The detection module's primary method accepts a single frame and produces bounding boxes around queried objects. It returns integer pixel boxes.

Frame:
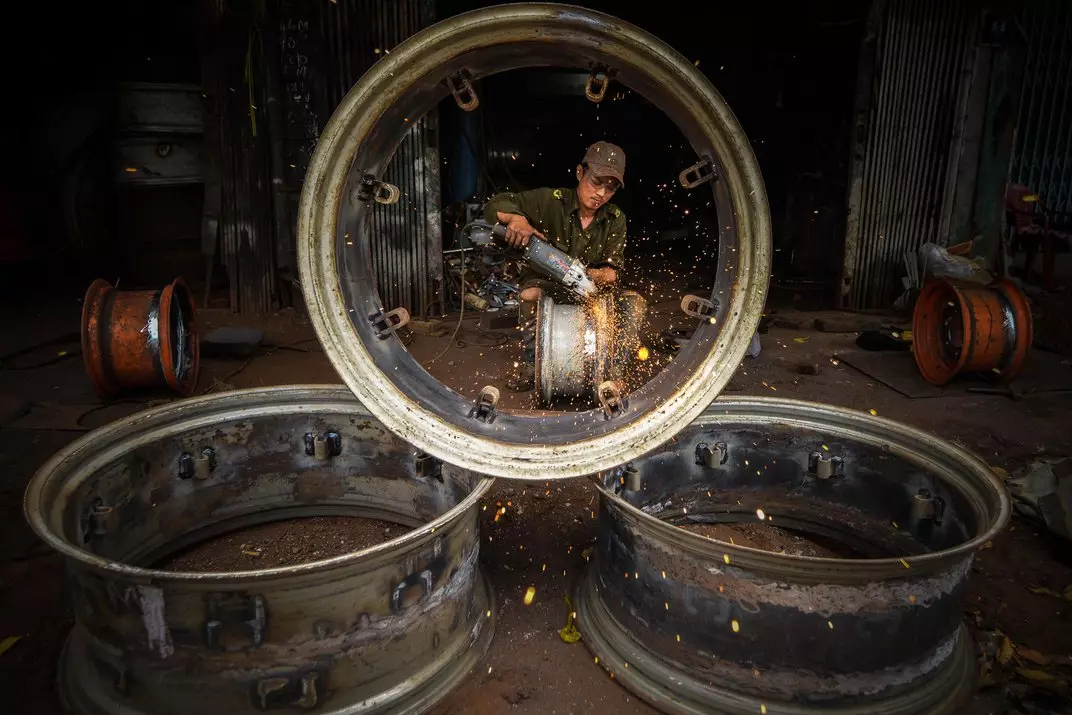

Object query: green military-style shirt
[483,187,627,288]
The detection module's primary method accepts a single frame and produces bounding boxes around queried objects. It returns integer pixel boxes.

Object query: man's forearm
[496,211,522,224]
[588,267,618,286]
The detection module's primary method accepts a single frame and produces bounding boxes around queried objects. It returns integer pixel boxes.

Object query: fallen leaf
[990,466,1009,479]
[998,636,1015,665]
[1016,646,1052,666]
[792,337,810,343]
[1028,584,1064,599]
[1016,667,1056,682]
[0,636,20,657]
[559,596,582,644]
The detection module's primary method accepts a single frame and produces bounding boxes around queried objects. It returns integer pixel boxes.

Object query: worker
[483,141,628,391]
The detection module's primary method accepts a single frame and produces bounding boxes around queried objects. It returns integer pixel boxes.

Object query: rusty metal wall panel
[1009,0,1072,215]
[843,0,978,308]
[280,0,442,318]
[320,0,442,318]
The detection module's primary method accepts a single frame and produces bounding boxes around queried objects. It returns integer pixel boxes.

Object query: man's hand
[498,212,542,248]
[586,267,618,286]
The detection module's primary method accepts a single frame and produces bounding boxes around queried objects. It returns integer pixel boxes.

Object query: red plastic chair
[1005,183,1069,288]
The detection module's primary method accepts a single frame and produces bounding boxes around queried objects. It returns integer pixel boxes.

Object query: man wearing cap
[483,141,628,391]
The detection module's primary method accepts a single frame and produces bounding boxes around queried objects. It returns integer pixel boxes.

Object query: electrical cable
[0,333,82,370]
[426,251,466,366]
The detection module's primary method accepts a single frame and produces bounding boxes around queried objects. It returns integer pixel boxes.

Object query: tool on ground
[463,220,597,299]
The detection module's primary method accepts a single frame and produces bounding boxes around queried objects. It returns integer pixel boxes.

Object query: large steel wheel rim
[298,3,771,480]
[577,396,1009,714]
[24,386,494,579]
[575,582,976,715]
[24,386,496,715]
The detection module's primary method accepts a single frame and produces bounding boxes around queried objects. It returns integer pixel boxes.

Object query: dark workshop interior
[2,1,1072,714]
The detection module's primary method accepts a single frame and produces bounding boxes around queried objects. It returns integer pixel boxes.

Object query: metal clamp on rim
[204,593,267,651]
[695,441,728,467]
[415,451,443,482]
[304,432,342,459]
[679,157,717,189]
[468,385,499,424]
[808,451,844,479]
[369,308,410,340]
[355,174,401,205]
[445,70,479,111]
[597,380,627,420]
[681,294,716,320]
[178,447,217,480]
[585,67,611,103]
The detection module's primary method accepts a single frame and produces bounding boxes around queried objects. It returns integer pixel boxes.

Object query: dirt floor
[158,516,410,572]
[676,522,864,559]
[2,294,1072,714]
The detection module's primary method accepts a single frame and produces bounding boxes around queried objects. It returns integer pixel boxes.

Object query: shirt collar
[567,188,608,224]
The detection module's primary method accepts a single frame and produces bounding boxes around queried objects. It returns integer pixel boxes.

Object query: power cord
[426,251,466,366]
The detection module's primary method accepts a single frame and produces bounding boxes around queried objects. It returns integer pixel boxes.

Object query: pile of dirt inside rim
[158,516,412,572]
[678,521,867,559]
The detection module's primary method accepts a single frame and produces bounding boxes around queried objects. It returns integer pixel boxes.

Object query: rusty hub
[81,277,199,398]
[912,277,1032,386]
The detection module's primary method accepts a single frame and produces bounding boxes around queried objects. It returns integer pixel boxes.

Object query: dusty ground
[676,522,862,559]
[2,296,1072,714]
[159,516,409,572]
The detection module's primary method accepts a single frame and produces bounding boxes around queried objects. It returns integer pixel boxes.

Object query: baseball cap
[583,141,626,188]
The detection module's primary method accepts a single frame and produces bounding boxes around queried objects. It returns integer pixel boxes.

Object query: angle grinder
[462,220,598,300]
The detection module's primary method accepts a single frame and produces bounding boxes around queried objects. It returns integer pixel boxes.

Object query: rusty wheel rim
[157,278,200,396]
[80,278,116,397]
[993,279,1032,381]
[912,279,962,386]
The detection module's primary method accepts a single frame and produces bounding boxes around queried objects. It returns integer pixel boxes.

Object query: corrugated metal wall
[1009,0,1072,215]
[319,0,442,318]
[202,0,276,314]
[842,0,979,308]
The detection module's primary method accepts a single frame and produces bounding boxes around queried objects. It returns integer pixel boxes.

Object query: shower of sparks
[756,508,766,521]
[900,558,911,569]
[869,408,878,416]
[676,634,681,642]
[731,619,740,633]
[524,586,536,606]
[827,621,834,629]
[724,553,731,564]
[637,346,650,361]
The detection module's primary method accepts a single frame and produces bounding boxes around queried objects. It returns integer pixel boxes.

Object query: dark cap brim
[588,163,625,188]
